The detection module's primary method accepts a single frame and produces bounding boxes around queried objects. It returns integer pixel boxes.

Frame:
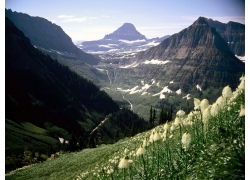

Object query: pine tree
[148,106,153,129]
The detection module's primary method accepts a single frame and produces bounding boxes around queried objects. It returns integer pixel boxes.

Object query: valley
[5,6,245,179]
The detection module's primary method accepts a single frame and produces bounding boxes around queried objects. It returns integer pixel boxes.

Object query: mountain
[103,23,146,40]
[5,17,147,169]
[133,17,244,92]
[5,8,100,65]
[204,18,245,56]
[95,17,245,119]
[77,23,170,55]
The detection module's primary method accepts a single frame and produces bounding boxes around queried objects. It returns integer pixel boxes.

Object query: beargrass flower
[238,75,245,90]
[170,124,176,132]
[194,98,201,110]
[136,145,146,156]
[149,132,155,143]
[200,99,209,112]
[210,103,219,117]
[222,85,232,98]
[163,122,170,131]
[176,109,185,117]
[124,148,129,155]
[202,108,211,126]
[118,156,131,169]
[153,131,161,142]
[181,132,191,151]
[107,168,114,174]
[174,116,181,125]
[239,104,245,117]
[143,138,149,147]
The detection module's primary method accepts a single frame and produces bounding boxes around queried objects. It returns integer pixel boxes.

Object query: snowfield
[143,59,170,65]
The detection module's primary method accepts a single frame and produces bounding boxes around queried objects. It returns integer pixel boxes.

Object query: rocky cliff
[205,18,245,56]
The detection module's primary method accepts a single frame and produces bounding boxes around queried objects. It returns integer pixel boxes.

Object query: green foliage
[6,79,244,179]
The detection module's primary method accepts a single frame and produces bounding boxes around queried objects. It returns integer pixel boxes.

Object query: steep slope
[5,8,100,65]
[5,17,147,153]
[134,17,245,92]
[205,18,245,56]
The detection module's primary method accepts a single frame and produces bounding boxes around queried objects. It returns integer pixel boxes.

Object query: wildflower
[124,148,129,155]
[238,75,245,90]
[107,168,114,174]
[181,132,191,151]
[202,108,211,126]
[176,109,185,117]
[153,131,161,142]
[136,145,146,156]
[200,99,209,112]
[210,103,219,117]
[118,156,131,169]
[174,116,181,126]
[170,124,176,132]
[194,98,201,110]
[239,104,245,117]
[187,111,195,122]
[169,134,173,139]
[216,96,226,108]
[149,132,155,143]
[163,122,170,131]
[222,85,232,98]
[142,138,149,147]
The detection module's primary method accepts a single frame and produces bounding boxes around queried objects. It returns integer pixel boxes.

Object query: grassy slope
[5,119,58,152]
[5,78,245,180]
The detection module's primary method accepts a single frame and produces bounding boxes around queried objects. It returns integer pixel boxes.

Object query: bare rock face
[205,18,245,56]
[134,17,245,93]
[103,23,146,40]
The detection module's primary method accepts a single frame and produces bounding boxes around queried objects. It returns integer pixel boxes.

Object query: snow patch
[153,86,173,99]
[119,61,139,68]
[183,94,191,100]
[141,92,148,96]
[143,59,170,65]
[235,55,245,62]
[196,85,202,91]
[141,80,145,85]
[170,80,174,84]
[119,39,146,44]
[176,89,181,94]
[96,68,105,71]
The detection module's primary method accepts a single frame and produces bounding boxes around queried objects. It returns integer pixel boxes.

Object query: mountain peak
[103,23,146,41]
[192,16,208,26]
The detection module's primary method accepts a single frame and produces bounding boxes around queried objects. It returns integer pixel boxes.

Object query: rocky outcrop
[103,23,146,40]
[5,9,100,65]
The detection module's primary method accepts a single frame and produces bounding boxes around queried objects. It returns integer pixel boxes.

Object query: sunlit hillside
[6,75,245,180]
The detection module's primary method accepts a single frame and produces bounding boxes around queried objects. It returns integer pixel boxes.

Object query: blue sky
[5,0,245,41]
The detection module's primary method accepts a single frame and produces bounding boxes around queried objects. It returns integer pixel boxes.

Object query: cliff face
[205,18,245,56]
[5,9,100,65]
[133,17,244,93]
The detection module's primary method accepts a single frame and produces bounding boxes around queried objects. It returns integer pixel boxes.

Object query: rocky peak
[192,16,209,26]
[103,23,146,40]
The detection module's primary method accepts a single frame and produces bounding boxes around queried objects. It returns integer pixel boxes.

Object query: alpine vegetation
[74,75,245,180]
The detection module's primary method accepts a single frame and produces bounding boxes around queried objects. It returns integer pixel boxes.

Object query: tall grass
[76,75,245,180]
[6,76,245,180]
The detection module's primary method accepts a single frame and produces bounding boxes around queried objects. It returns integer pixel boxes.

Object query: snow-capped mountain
[77,23,170,54]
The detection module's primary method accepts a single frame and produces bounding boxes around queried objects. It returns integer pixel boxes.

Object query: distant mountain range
[5,9,100,65]
[77,23,170,53]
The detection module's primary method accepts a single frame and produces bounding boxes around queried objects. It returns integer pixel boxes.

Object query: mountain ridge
[5,8,100,65]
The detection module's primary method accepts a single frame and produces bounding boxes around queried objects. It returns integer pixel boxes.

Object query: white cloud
[57,15,75,19]
[57,15,97,23]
